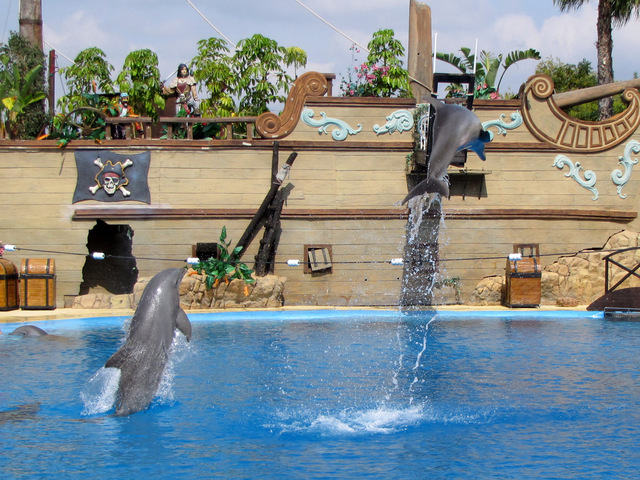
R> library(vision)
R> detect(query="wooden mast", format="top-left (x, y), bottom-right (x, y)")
top-left (19, 0), bottom-right (43, 51)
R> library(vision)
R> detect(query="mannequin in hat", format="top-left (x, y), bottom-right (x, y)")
top-left (113, 93), bottom-right (142, 139)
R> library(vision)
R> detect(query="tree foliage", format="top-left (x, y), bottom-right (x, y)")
top-left (231, 34), bottom-right (299, 115)
top-left (0, 32), bottom-right (48, 138)
top-left (340, 29), bottom-right (411, 97)
top-left (58, 47), bottom-right (115, 114)
top-left (553, 0), bottom-right (640, 119)
top-left (116, 49), bottom-right (165, 121)
top-left (535, 56), bottom-right (627, 121)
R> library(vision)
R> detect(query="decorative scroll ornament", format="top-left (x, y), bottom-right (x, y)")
top-left (373, 109), bottom-right (414, 135)
top-left (481, 111), bottom-right (523, 141)
top-left (301, 107), bottom-right (362, 141)
top-left (255, 71), bottom-right (328, 139)
top-left (553, 155), bottom-right (598, 200)
top-left (611, 140), bottom-right (640, 199)
top-left (522, 74), bottom-right (640, 152)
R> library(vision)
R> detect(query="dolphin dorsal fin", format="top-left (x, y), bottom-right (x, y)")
top-left (176, 309), bottom-right (192, 342)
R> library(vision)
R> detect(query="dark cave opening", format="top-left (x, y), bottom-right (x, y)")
top-left (79, 219), bottom-right (138, 295)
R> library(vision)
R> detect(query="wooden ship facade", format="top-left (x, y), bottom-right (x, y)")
top-left (2, 68), bottom-right (640, 308)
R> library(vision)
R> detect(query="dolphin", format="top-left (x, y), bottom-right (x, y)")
top-left (104, 268), bottom-right (191, 416)
top-left (403, 96), bottom-right (491, 203)
top-left (10, 325), bottom-right (49, 336)
top-left (0, 402), bottom-right (41, 426)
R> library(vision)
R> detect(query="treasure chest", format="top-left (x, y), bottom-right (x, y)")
top-left (20, 258), bottom-right (56, 310)
top-left (0, 258), bottom-right (19, 311)
top-left (504, 244), bottom-right (541, 308)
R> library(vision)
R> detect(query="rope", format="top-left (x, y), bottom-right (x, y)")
top-left (185, 0), bottom-right (237, 49)
top-left (2, 245), bottom-right (637, 268)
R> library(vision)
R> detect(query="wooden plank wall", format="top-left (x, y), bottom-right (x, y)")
top-left (1, 95), bottom-right (639, 307)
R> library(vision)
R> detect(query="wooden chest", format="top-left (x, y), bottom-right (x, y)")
top-left (504, 244), bottom-right (541, 308)
top-left (0, 258), bottom-right (19, 311)
top-left (20, 258), bottom-right (56, 310)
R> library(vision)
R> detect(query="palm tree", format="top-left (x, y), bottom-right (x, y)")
top-left (435, 47), bottom-right (540, 99)
top-left (553, 0), bottom-right (640, 119)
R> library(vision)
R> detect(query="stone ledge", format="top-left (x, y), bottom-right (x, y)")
top-left (69, 273), bottom-right (286, 310)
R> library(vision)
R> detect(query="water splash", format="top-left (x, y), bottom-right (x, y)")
top-left (80, 367), bottom-right (120, 416)
top-left (80, 332), bottom-right (192, 415)
top-left (406, 194), bottom-right (441, 244)
top-left (273, 405), bottom-right (427, 435)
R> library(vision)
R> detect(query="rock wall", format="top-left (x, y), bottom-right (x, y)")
top-left (178, 272), bottom-right (286, 309)
top-left (472, 230), bottom-right (640, 306)
top-left (70, 273), bottom-right (286, 310)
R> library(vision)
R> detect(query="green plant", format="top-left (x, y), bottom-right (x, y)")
top-left (231, 34), bottom-right (302, 115)
top-left (340, 29), bottom-right (411, 98)
top-left (58, 47), bottom-right (115, 114)
top-left (0, 55), bottom-right (46, 138)
top-left (0, 32), bottom-right (47, 138)
top-left (116, 49), bottom-right (165, 121)
top-left (190, 37), bottom-right (235, 117)
top-left (436, 47), bottom-right (540, 99)
top-left (191, 227), bottom-right (256, 290)
top-left (536, 56), bottom-right (627, 121)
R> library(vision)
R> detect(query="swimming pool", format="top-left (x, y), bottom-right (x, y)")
top-left (2, 309), bottom-right (639, 479)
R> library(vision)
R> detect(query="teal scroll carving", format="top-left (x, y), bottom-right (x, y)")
top-left (611, 140), bottom-right (640, 199)
top-left (553, 155), bottom-right (598, 200)
top-left (301, 107), bottom-right (362, 141)
top-left (373, 109), bottom-right (414, 135)
top-left (482, 111), bottom-right (523, 141)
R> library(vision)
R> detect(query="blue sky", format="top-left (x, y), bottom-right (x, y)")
top-left (2, 0), bottom-right (639, 101)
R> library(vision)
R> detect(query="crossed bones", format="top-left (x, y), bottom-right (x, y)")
top-left (89, 158), bottom-right (133, 196)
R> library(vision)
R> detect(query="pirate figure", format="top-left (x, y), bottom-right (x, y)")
top-left (163, 63), bottom-right (200, 116)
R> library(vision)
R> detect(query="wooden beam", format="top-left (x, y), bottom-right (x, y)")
top-left (72, 207), bottom-right (637, 222)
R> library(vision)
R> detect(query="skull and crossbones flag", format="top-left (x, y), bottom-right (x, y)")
top-left (73, 150), bottom-right (151, 204)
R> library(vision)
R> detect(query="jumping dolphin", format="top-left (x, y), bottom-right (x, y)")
top-left (402, 96), bottom-right (491, 203)
top-left (104, 268), bottom-right (191, 416)
top-left (10, 325), bottom-right (49, 336)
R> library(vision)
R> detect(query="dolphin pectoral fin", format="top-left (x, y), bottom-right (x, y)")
top-left (105, 347), bottom-right (131, 369)
top-left (176, 309), bottom-right (192, 342)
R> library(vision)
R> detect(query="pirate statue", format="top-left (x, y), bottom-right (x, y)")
top-left (113, 93), bottom-right (142, 139)
top-left (163, 63), bottom-right (200, 116)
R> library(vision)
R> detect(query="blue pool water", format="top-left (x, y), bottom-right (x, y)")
top-left (1, 309), bottom-right (639, 479)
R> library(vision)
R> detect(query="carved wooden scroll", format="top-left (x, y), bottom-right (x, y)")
top-left (255, 71), bottom-right (328, 139)
top-left (521, 74), bottom-right (640, 152)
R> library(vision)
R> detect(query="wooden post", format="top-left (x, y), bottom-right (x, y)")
top-left (408, 0), bottom-right (433, 102)
top-left (48, 50), bottom-right (55, 115)
top-left (232, 142), bottom-right (297, 261)
top-left (19, 0), bottom-right (43, 52)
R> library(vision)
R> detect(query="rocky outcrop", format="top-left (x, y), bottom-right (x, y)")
top-left (471, 230), bottom-right (640, 306)
top-left (178, 272), bottom-right (286, 309)
top-left (71, 272), bottom-right (286, 310)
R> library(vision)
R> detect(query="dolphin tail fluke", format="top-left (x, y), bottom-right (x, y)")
top-left (176, 309), bottom-right (192, 342)
top-left (402, 176), bottom-right (449, 204)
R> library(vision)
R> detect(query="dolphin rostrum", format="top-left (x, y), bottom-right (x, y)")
top-left (105, 268), bottom-right (191, 416)
top-left (403, 96), bottom-right (490, 203)
top-left (10, 325), bottom-right (49, 336)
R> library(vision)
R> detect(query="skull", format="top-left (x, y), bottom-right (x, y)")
top-left (102, 173), bottom-right (120, 195)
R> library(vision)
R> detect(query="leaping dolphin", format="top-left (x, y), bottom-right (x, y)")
top-left (105, 268), bottom-right (192, 416)
top-left (10, 325), bottom-right (49, 336)
top-left (403, 96), bottom-right (490, 203)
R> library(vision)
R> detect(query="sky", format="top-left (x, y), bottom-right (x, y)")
top-left (2, 0), bottom-right (640, 103)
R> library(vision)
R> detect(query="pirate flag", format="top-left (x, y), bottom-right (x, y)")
top-left (73, 150), bottom-right (151, 204)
